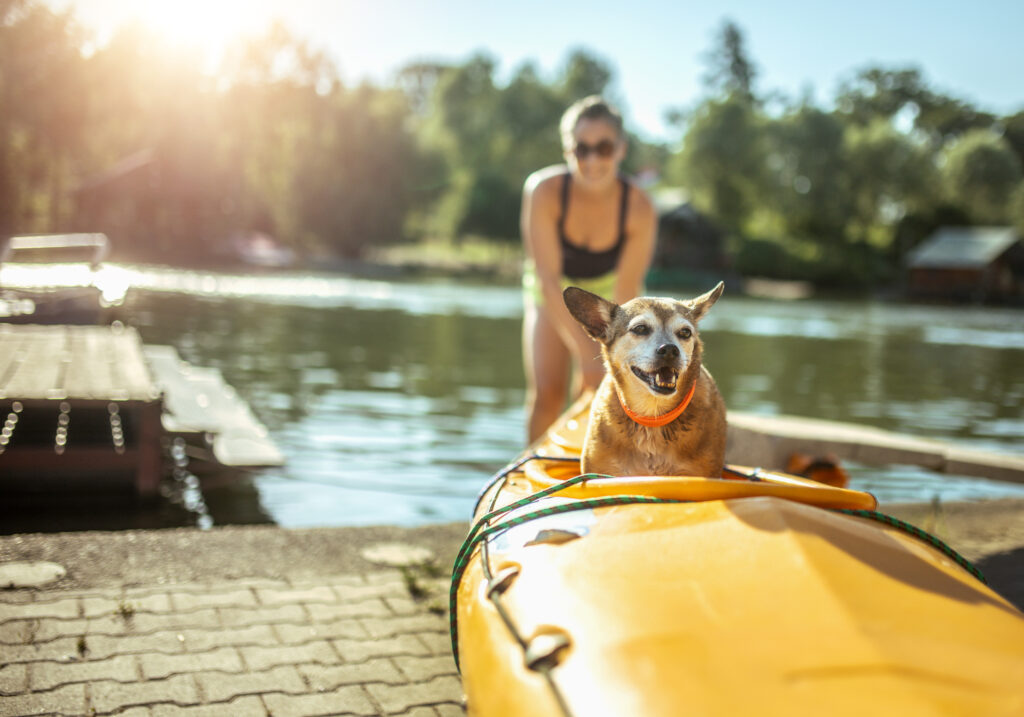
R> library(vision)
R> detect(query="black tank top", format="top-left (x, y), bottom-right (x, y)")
top-left (558, 173), bottom-right (630, 280)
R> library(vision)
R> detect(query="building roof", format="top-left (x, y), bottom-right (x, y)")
top-left (907, 226), bottom-right (1020, 270)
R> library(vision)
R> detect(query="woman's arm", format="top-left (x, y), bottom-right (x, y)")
top-left (613, 185), bottom-right (658, 305)
top-left (522, 170), bottom-right (602, 359)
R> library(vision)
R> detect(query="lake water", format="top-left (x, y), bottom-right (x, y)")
top-left (5, 263), bottom-right (1024, 532)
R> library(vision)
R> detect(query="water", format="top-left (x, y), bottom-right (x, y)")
top-left (4, 264), bottom-right (1024, 531)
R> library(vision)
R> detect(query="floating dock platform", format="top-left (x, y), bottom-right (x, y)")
top-left (0, 324), bottom-right (283, 498)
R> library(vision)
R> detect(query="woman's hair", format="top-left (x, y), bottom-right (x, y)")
top-left (559, 95), bottom-right (625, 149)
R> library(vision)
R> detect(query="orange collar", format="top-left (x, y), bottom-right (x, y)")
top-left (617, 380), bottom-right (697, 428)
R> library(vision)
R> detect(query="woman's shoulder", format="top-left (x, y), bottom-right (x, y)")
top-left (622, 175), bottom-right (655, 213)
top-left (524, 164), bottom-right (569, 196)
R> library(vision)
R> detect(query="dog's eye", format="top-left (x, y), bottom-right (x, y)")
top-left (630, 324), bottom-right (650, 336)
top-left (677, 327), bottom-right (692, 339)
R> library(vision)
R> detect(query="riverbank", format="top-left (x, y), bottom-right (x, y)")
top-left (1, 498), bottom-right (1022, 715)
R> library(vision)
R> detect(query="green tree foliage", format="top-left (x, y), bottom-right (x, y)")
top-left (0, 4), bottom-right (421, 263)
top-left (0, 0), bottom-right (88, 233)
top-left (412, 49), bottom-right (622, 242)
top-left (701, 19), bottom-right (757, 105)
top-left (669, 21), bottom-right (1022, 287)
top-left (940, 129), bottom-right (1023, 224)
top-left (669, 96), bottom-right (765, 238)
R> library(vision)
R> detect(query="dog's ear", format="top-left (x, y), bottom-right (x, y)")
top-left (563, 287), bottom-right (617, 342)
top-left (683, 281), bottom-right (724, 323)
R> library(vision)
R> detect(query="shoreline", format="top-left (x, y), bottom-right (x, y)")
top-left (3, 497), bottom-right (1022, 610)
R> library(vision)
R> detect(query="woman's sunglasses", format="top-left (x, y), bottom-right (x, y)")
top-left (572, 139), bottom-right (618, 159)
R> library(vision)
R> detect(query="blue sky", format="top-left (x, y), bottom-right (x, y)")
top-left (52, 0), bottom-right (1024, 142)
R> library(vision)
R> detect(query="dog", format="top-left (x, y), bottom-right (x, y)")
top-left (563, 283), bottom-right (727, 478)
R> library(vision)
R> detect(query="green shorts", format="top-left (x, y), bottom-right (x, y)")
top-left (522, 261), bottom-right (618, 307)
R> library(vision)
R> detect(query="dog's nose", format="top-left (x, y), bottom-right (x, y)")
top-left (656, 343), bottom-right (680, 359)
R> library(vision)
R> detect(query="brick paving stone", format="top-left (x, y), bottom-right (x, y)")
top-left (392, 656), bottom-right (459, 683)
top-left (29, 653), bottom-right (139, 690)
top-left (0, 597), bottom-right (81, 621)
top-left (117, 707), bottom-right (154, 717)
top-left (364, 571), bottom-right (404, 585)
top-left (334, 583), bottom-right (407, 602)
top-left (85, 630), bottom-right (188, 660)
top-left (0, 683), bottom-right (86, 717)
top-left (366, 675), bottom-right (464, 715)
top-left (80, 595), bottom-right (127, 619)
top-left (77, 592), bottom-right (173, 619)
top-left (332, 635), bottom-right (431, 663)
top-left (298, 658), bottom-right (404, 691)
top-left (276, 618), bottom-right (367, 643)
top-left (360, 615), bottom-right (447, 639)
top-left (151, 695), bottom-right (268, 716)
top-left (306, 599), bottom-right (392, 622)
top-left (176, 623), bottom-right (276, 652)
top-left (172, 588), bottom-right (259, 611)
top-left (130, 608), bottom-right (221, 634)
top-left (140, 646), bottom-right (244, 679)
top-left (435, 703), bottom-right (468, 716)
top-left (0, 591), bottom-right (35, 604)
top-left (195, 665), bottom-right (305, 703)
top-left (16, 615), bottom-right (115, 642)
top-left (90, 674), bottom-right (200, 714)
top-left (0, 619), bottom-right (36, 644)
top-left (415, 632), bottom-right (456, 657)
top-left (384, 597), bottom-right (422, 616)
top-left (240, 640), bottom-right (337, 672)
top-left (262, 686), bottom-right (376, 717)
top-left (391, 708), bottom-right (439, 717)
top-left (256, 585), bottom-right (337, 606)
top-left (0, 661), bottom-right (28, 693)
top-left (218, 603), bottom-right (305, 627)
top-left (318, 574), bottom-right (370, 588)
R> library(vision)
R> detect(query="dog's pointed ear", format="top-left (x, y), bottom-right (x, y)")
top-left (683, 281), bottom-right (724, 323)
top-left (563, 287), bottom-right (618, 342)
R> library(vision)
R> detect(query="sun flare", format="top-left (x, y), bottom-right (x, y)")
top-left (106, 0), bottom-right (275, 55)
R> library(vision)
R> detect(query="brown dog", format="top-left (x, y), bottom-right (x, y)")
top-left (563, 283), bottom-right (727, 477)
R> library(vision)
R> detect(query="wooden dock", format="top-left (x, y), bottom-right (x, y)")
top-left (143, 345), bottom-right (285, 469)
top-left (0, 323), bottom-right (163, 496)
top-left (0, 324), bottom-right (284, 498)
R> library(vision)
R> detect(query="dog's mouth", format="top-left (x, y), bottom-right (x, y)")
top-left (631, 366), bottom-right (679, 395)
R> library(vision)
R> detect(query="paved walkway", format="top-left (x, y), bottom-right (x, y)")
top-left (0, 524), bottom-right (470, 717)
top-left (3, 500), bottom-right (1024, 716)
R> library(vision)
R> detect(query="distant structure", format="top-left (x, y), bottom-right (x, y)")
top-left (906, 226), bottom-right (1023, 303)
top-left (649, 189), bottom-right (729, 286)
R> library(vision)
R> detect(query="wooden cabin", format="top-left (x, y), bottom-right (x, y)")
top-left (906, 226), bottom-right (1023, 302)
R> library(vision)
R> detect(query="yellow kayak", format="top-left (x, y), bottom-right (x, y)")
top-left (451, 396), bottom-right (1024, 716)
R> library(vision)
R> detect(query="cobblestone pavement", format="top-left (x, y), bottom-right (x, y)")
top-left (0, 526), bottom-right (468, 717)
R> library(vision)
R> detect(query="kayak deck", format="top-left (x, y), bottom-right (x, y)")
top-left (453, 397), bottom-right (1024, 716)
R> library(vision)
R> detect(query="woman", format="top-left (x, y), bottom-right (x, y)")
top-left (521, 96), bottom-right (657, 443)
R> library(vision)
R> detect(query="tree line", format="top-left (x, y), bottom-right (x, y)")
top-left (2, 2), bottom-right (1022, 286)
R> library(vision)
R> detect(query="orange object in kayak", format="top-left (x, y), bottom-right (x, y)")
top-left (451, 397), bottom-right (1024, 716)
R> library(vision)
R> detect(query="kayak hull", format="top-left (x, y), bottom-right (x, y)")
top-left (454, 400), bottom-right (1024, 716)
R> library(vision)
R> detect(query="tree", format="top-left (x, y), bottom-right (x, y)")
top-left (559, 48), bottom-right (614, 103)
top-left (669, 96), bottom-right (765, 238)
top-left (941, 129), bottom-right (1023, 224)
top-left (762, 106), bottom-right (851, 246)
top-left (0, 1), bottom-right (89, 233)
top-left (701, 20), bottom-right (757, 104)
top-left (836, 66), bottom-right (994, 144)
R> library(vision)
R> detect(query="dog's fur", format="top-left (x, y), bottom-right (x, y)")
top-left (563, 283), bottom-right (727, 477)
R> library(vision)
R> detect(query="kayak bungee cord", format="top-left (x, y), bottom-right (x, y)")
top-left (834, 508), bottom-right (987, 584)
top-left (451, 461), bottom-right (989, 715)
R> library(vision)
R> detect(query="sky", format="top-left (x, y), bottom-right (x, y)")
top-left (47, 0), bottom-right (1024, 142)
